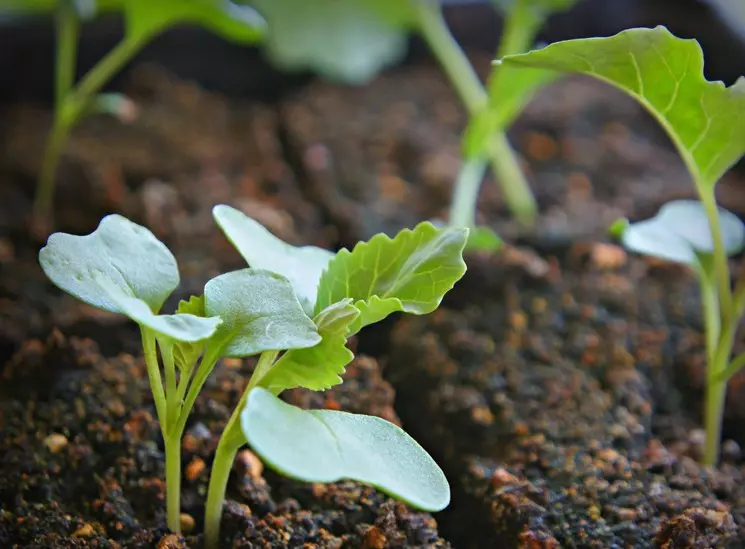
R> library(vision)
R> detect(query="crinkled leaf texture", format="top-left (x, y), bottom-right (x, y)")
top-left (618, 200), bottom-right (745, 265)
top-left (259, 300), bottom-right (359, 394)
top-left (241, 387), bottom-right (450, 512)
top-left (251, 0), bottom-right (410, 84)
top-left (502, 26), bottom-right (745, 187)
top-left (39, 215), bottom-right (221, 341)
top-left (204, 269), bottom-right (320, 358)
top-left (315, 222), bottom-right (468, 334)
top-left (213, 205), bottom-right (334, 315)
top-left (124, 0), bottom-right (266, 43)
top-left (173, 295), bottom-right (210, 368)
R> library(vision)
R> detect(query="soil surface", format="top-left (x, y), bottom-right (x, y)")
top-left (1, 53), bottom-right (744, 548)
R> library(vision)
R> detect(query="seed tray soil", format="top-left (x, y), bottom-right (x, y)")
top-left (1, 58), bottom-right (744, 547)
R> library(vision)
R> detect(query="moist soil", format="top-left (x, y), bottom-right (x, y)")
top-left (1, 55), bottom-right (745, 548)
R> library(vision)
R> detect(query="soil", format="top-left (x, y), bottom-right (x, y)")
top-left (1, 49), bottom-right (745, 548)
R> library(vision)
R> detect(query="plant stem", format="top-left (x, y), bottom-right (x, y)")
top-left (698, 191), bottom-right (733, 318)
top-left (56, 0), bottom-right (80, 108)
top-left (703, 379), bottom-right (727, 466)
top-left (412, 0), bottom-right (536, 225)
top-left (164, 434), bottom-right (182, 533)
top-left (449, 157), bottom-right (487, 227)
top-left (174, 343), bottom-right (224, 437)
top-left (204, 351), bottom-right (278, 549)
top-left (34, 32), bottom-right (151, 223)
top-left (142, 330), bottom-right (168, 437)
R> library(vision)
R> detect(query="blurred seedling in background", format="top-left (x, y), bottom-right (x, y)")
top-left (500, 25), bottom-right (745, 465)
top-left (1, 0), bottom-right (265, 234)
top-left (250, 0), bottom-right (578, 249)
top-left (38, 207), bottom-right (468, 546)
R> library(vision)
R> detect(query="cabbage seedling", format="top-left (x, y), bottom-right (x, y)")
top-left (38, 215), bottom-right (322, 533)
top-left (2, 0), bottom-right (266, 231)
top-left (500, 26), bottom-right (745, 465)
top-left (203, 205), bottom-right (468, 548)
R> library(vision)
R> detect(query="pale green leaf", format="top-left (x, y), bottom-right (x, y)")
top-left (251, 0), bottom-right (411, 84)
top-left (124, 0), bottom-right (266, 43)
top-left (204, 269), bottom-right (320, 358)
top-left (315, 222), bottom-right (468, 334)
top-left (259, 300), bottom-right (359, 394)
top-left (501, 26), bottom-right (745, 187)
top-left (213, 205), bottom-right (334, 315)
top-left (466, 226), bottom-right (503, 253)
top-left (39, 214), bottom-right (178, 314)
top-left (174, 295), bottom-right (209, 368)
top-left (241, 387), bottom-right (450, 512)
top-left (616, 199), bottom-right (745, 265)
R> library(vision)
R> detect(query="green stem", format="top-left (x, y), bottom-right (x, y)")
top-left (449, 157), bottom-right (487, 227)
top-left (203, 351), bottom-right (278, 549)
top-left (715, 352), bottom-right (745, 385)
top-left (174, 343), bottom-right (224, 437)
top-left (702, 379), bottom-right (727, 466)
top-left (698, 191), bottom-right (733, 317)
top-left (164, 433), bottom-right (182, 533)
top-left (56, 0), bottom-right (80, 108)
top-left (34, 32), bottom-right (151, 222)
top-left (159, 338), bottom-right (178, 427)
top-left (412, 0), bottom-right (536, 225)
top-left (142, 329), bottom-right (168, 437)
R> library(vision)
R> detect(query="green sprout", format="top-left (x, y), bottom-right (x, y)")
top-left (500, 25), bottom-right (745, 465)
top-left (1, 0), bottom-right (265, 232)
top-left (38, 207), bottom-right (467, 545)
top-left (249, 0), bottom-right (576, 243)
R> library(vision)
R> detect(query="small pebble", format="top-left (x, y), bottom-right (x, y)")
top-left (236, 449), bottom-right (264, 480)
top-left (44, 433), bottom-right (69, 454)
top-left (722, 439), bottom-right (741, 461)
top-left (72, 523), bottom-right (95, 538)
top-left (180, 513), bottom-right (195, 534)
top-left (185, 457), bottom-right (206, 481)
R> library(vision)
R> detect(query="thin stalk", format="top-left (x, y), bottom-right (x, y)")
top-left (160, 339), bottom-right (179, 427)
top-left (174, 344), bottom-right (224, 437)
top-left (412, 0), bottom-right (536, 225)
top-left (142, 330), bottom-right (168, 437)
top-left (204, 351), bottom-right (279, 549)
top-left (703, 378), bottom-right (727, 466)
top-left (697, 191), bottom-right (733, 317)
top-left (164, 434), bottom-right (182, 533)
top-left (449, 157), bottom-right (487, 227)
top-left (55, 0), bottom-right (80, 107)
top-left (715, 352), bottom-right (745, 385)
top-left (34, 32), bottom-right (152, 222)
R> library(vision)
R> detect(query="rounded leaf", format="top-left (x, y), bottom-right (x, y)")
top-left (39, 214), bottom-right (178, 314)
top-left (242, 388), bottom-right (450, 512)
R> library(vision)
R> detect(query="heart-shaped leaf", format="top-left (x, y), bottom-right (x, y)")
top-left (251, 0), bottom-right (411, 84)
top-left (39, 214), bottom-right (179, 314)
top-left (615, 199), bottom-right (745, 265)
top-left (315, 222), bottom-right (468, 334)
top-left (213, 205), bottom-right (334, 315)
top-left (204, 269), bottom-right (320, 358)
top-left (124, 0), bottom-right (266, 43)
top-left (241, 387), bottom-right (450, 512)
top-left (258, 299), bottom-right (359, 394)
top-left (501, 26), bottom-right (745, 188)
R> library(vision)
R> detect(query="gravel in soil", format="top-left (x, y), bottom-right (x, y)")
top-left (387, 246), bottom-right (745, 548)
top-left (0, 330), bottom-right (448, 548)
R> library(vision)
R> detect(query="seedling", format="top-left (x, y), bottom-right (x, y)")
top-left (249, 0), bottom-right (575, 241)
top-left (38, 208), bottom-right (467, 545)
top-left (1, 0), bottom-right (265, 232)
top-left (203, 205), bottom-right (467, 548)
top-left (500, 26), bottom-right (745, 465)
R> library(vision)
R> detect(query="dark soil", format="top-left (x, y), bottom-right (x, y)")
top-left (1, 53), bottom-right (744, 548)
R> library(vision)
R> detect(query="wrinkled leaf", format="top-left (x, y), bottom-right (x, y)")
top-left (213, 205), bottom-right (334, 315)
top-left (251, 0), bottom-right (411, 84)
top-left (501, 26), bottom-right (745, 187)
top-left (124, 0), bottom-right (266, 43)
top-left (204, 269), bottom-right (320, 358)
top-left (315, 222), bottom-right (468, 334)
top-left (39, 214), bottom-right (179, 314)
top-left (259, 300), bottom-right (359, 394)
top-left (242, 387), bottom-right (450, 511)
top-left (615, 199), bottom-right (745, 265)
top-left (174, 295), bottom-right (210, 368)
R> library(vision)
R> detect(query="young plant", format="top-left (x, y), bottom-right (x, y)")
top-left (248, 0), bottom-right (574, 240)
top-left (203, 205), bottom-right (468, 548)
top-left (38, 215), bottom-right (323, 533)
top-left (1, 0), bottom-right (265, 233)
top-left (500, 26), bottom-right (745, 465)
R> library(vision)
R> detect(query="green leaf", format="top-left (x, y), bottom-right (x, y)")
top-left (39, 214), bottom-right (179, 314)
top-left (259, 300), bottom-right (359, 394)
top-left (213, 205), bottom-right (334, 315)
top-left (251, 0), bottom-right (411, 84)
top-left (174, 295), bottom-right (210, 368)
top-left (176, 294), bottom-right (206, 317)
top-left (241, 387), bottom-right (450, 512)
top-left (501, 26), bottom-right (745, 188)
top-left (615, 199), bottom-right (745, 265)
top-left (204, 269), bottom-right (321, 358)
top-left (466, 226), bottom-right (503, 253)
top-left (124, 0), bottom-right (266, 43)
top-left (315, 222), bottom-right (468, 334)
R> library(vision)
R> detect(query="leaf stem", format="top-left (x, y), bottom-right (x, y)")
top-left (174, 342), bottom-right (224, 437)
top-left (703, 378), bottom-right (727, 466)
top-left (411, 0), bottom-right (536, 225)
top-left (142, 329), bottom-right (168, 437)
top-left (204, 350), bottom-right (279, 549)
top-left (449, 157), bottom-right (487, 228)
top-left (698, 190), bottom-right (733, 318)
top-left (56, 0), bottom-right (80, 108)
top-left (164, 433), bottom-right (182, 533)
